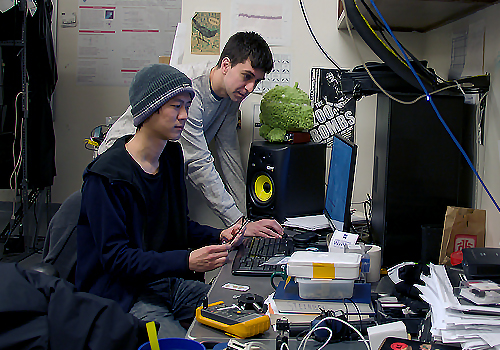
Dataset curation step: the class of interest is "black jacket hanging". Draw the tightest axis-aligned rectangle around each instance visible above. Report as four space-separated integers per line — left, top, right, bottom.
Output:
0 0 57 189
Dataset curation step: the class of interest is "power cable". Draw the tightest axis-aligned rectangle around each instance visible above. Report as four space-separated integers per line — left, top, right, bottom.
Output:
10 92 24 220
298 0 342 70
297 316 370 350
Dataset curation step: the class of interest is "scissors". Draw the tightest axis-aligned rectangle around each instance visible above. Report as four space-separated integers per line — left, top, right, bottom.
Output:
222 217 251 244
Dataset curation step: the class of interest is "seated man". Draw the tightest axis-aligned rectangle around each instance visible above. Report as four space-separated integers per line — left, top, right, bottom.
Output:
76 64 247 338
98 32 283 237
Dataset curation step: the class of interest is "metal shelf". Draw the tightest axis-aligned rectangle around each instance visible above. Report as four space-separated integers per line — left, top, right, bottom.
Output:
338 0 497 33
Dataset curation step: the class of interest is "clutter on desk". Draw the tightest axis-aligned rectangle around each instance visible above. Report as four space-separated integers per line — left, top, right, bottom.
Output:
269 306 372 350
237 293 267 314
221 282 250 292
284 250 361 305
260 239 424 350
195 295 270 339
365 245 382 283
295 277 355 299
354 263 431 337
378 337 461 350
271 278 374 315
438 206 486 266
225 339 270 350
327 231 359 253
264 236 382 327
366 321 408 350
387 262 417 284
416 264 500 349
462 247 500 283
204 339 271 350
377 296 406 309
310 309 352 343
262 256 289 267
374 299 424 336
258 233 417 347
282 214 330 231
286 251 361 280
458 280 500 305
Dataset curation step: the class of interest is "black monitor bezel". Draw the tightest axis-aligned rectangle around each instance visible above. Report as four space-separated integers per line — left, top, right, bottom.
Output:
324 133 358 232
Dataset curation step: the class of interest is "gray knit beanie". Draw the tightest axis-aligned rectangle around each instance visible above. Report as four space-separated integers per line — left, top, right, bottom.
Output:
129 64 195 127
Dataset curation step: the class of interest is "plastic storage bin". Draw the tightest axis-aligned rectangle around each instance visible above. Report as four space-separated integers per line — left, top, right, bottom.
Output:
296 277 355 299
287 251 361 279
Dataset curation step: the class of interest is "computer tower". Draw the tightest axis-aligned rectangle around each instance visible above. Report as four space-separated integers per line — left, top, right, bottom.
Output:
372 93 473 267
247 141 326 223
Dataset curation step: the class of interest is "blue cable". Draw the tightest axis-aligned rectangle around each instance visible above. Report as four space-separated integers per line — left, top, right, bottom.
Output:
367 0 500 213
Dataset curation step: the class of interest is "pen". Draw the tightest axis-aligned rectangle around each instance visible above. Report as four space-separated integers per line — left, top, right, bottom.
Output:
222 217 251 244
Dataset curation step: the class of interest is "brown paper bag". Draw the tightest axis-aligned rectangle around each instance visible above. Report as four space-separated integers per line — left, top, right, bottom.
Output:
438 206 486 265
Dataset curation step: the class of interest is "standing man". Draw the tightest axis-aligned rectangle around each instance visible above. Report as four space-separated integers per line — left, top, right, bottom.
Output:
77 64 247 338
99 32 283 236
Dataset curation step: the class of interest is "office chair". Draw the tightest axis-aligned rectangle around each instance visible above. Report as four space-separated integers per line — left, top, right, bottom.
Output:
30 190 81 282
31 190 206 284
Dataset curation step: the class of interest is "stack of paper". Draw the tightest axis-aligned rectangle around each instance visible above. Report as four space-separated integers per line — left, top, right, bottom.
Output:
416 264 500 350
283 214 330 230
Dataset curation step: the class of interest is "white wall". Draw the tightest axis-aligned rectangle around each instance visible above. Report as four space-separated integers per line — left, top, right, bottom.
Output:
50 0 427 225
423 4 500 248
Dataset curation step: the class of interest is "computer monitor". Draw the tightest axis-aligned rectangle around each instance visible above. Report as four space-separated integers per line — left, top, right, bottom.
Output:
324 134 358 232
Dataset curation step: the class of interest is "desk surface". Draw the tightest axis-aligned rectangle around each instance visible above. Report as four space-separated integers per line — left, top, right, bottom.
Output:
186 250 276 342
186 251 369 350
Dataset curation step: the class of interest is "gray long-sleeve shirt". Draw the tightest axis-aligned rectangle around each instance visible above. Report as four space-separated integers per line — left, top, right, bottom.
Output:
98 61 245 226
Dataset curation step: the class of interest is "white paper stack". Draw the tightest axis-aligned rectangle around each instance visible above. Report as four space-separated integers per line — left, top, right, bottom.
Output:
283 214 330 231
416 264 500 350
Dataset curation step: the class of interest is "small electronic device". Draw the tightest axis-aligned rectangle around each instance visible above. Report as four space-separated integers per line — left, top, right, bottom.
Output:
292 232 318 247
379 337 461 350
311 310 350 343
195 298 270 338
462 248 500 283
275 318 290 350
459 280 500 305
221 283 250 292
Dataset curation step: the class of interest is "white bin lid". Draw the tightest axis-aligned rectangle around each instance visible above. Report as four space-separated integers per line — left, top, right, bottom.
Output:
287 251 361 279
288 251 361 267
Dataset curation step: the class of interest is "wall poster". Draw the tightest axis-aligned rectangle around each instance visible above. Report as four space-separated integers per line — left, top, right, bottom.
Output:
254 53 292 94
76 0 181 86
191 12 221 55
309 68 356 145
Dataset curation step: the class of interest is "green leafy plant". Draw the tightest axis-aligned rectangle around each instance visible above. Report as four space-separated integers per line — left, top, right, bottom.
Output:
259 83 314 142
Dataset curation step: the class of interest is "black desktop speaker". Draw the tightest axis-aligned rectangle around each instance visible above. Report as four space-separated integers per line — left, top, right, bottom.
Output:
372 93 473 268
247 141 326 223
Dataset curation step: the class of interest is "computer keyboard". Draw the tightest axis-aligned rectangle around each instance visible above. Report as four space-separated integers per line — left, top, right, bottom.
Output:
231 237 294 276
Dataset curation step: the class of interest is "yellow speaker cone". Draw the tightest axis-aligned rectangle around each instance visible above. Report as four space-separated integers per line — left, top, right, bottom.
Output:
254 174 274 203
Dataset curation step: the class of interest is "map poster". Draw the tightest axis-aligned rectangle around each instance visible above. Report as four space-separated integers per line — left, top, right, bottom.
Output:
191 12 221 55
309 68 356 145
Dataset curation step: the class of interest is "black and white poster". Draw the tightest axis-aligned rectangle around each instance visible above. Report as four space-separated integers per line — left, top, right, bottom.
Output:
309 68 356 145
